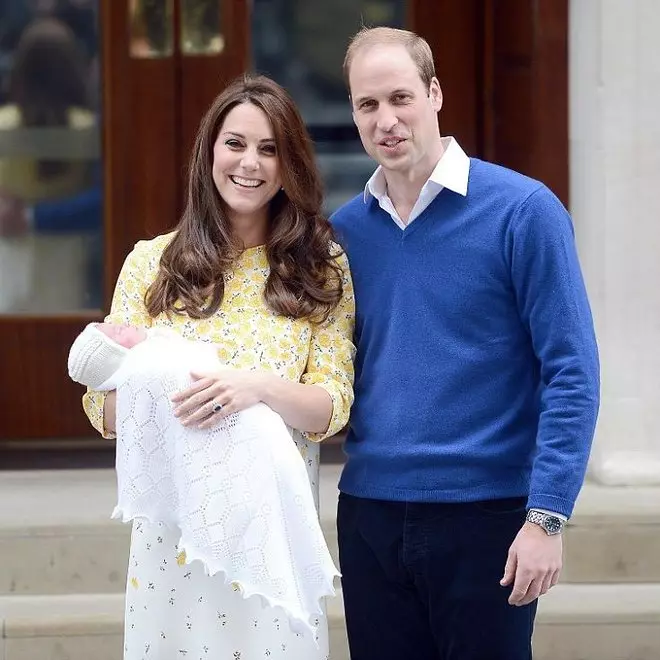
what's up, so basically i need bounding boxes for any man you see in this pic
[331,27,600,660]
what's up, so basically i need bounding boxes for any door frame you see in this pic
[0,0,568,441]
[412,0,569,205]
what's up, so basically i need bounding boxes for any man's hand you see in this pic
[0,193,29,238]
[500,521,562,606]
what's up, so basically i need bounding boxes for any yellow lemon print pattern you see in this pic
[82,232,355,444]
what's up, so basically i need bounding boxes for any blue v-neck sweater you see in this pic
[331,159,600,518]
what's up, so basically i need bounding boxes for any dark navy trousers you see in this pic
[337,493,537,660]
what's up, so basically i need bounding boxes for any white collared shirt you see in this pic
[363,136,470,229]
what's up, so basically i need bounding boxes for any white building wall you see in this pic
[570,0,660,484]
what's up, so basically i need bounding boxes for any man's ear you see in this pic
[349,94,357,125]
[350,101,359,126]
[429,77,443,113]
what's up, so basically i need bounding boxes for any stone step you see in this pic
[1,584,659,660]
[532,583,660,660]
[563,482,660,583]
[0,593,123,660]
[1,468,659,595]
[0,469,130,596]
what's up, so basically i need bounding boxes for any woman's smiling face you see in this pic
[212,101,282,241]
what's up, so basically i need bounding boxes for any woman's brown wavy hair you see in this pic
[145,74,344,323]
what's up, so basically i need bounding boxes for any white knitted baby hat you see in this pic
[68,323,130,389]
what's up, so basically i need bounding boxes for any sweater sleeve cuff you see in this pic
[527,493,575,519]
[82,389,116,439]
[529,507,568,522]
[300,379,347,442]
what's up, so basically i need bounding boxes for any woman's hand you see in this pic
[171,369,267,429]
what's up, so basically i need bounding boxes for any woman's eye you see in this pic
[261,144,277,155]
[225,139,242,149]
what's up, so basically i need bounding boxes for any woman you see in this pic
[82,74,355,659]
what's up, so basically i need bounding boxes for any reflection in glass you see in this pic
[252,0,406,214]
[180,0,224,55]
[129,0,173,58]
[0,1,103,314]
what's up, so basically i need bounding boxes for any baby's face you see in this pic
[96,323,147,348]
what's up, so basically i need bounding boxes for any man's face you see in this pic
[349,44,443,177]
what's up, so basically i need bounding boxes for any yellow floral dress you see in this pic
[82,233,355,660]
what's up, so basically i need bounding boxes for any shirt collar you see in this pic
[363,136,470,203]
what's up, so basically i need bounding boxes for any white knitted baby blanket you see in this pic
[110,336,339,639]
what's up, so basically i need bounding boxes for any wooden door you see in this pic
[0,0,247,441]
[0,0,567,442]
[413,0,568,205]
[481,0,569,206]
[411,0,484,156]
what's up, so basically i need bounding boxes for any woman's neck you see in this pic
[229,212,268,249]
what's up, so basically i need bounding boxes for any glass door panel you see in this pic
[0,0,103,315]
[0,0,181,440]
[251,0,407,214]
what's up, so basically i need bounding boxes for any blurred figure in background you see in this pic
[0,15,102,312]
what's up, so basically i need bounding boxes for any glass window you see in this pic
[251,0,406,214]
[0,0,103,314]
[128,0,173,58]
[179,0,224,56]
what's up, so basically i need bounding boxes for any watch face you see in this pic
[544,517,562,534]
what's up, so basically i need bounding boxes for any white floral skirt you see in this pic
[122,436,329,660]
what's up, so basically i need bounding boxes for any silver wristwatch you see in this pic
[525,510,564,535]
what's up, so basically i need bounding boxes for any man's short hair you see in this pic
[343,27,436,94]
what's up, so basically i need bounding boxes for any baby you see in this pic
[68,322,176,390]
[66,322,339,637]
